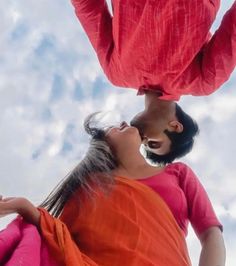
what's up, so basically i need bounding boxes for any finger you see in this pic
[0,202,16,216]
[1,197,16,202]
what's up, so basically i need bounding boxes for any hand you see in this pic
[0,195,26,218]
[0,195,40,226]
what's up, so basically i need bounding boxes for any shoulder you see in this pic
[166,162,198,181]
[166,161,191,173]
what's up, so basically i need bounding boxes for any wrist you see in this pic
[15,198,32,214]
[17,198,40,226]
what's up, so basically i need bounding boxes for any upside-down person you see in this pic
[70,0,236,163]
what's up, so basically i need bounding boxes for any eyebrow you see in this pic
[147,140,162,144]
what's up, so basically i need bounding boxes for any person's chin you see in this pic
[130,117,140,127]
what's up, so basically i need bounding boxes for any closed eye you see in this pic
[147,141,161,149]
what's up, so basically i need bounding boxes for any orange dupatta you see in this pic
[40,177,191,266]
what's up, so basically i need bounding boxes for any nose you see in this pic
[130,121,145,140]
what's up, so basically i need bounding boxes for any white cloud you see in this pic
[0,1,236,265]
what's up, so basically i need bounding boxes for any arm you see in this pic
[198,227,226,266]
[0,196,40,226]
[184,1,236,96]
[71,0,114,68]
[179,165,225,265]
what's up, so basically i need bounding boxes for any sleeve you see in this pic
[0,218,22,263]
[71,0,114,69]
[179,164,223,237]
[183,1,236,96]
[4,222,42,266]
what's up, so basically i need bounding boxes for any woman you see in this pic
[0,114,225,265]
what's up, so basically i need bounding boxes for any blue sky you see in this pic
[0,1,236,265]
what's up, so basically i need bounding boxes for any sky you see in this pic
[0,0,236,265]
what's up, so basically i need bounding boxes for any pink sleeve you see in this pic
[0,218,22,263]
[182,1,236,96]
[5,222,41,266]
[71,0,114,69]
[180,164,222,237]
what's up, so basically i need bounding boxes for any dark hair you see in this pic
[40,113,118,217]
[146,104,199,164]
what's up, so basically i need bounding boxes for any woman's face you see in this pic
[105,122,142,157]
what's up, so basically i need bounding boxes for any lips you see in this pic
[119,121,129,130]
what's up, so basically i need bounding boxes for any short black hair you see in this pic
[146,104,199,164]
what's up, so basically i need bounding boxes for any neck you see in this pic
[145,91,176,117]
[113,151,164,179]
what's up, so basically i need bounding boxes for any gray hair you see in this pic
[40,113,118,217]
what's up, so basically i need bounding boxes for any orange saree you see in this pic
[39,177,191,266]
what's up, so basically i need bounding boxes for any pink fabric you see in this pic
[0,218,22,264]
[0,217,57,266]
[71,0,236,101]
[138,162,222,236]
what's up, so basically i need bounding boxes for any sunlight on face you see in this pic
[105,122,142,153]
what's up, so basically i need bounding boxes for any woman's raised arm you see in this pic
[0,196,40,226]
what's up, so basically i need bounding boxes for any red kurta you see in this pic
[71,0,236,100]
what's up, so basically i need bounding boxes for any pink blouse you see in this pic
[138,162,222,236]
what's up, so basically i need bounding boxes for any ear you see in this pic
[168,120,183,133]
